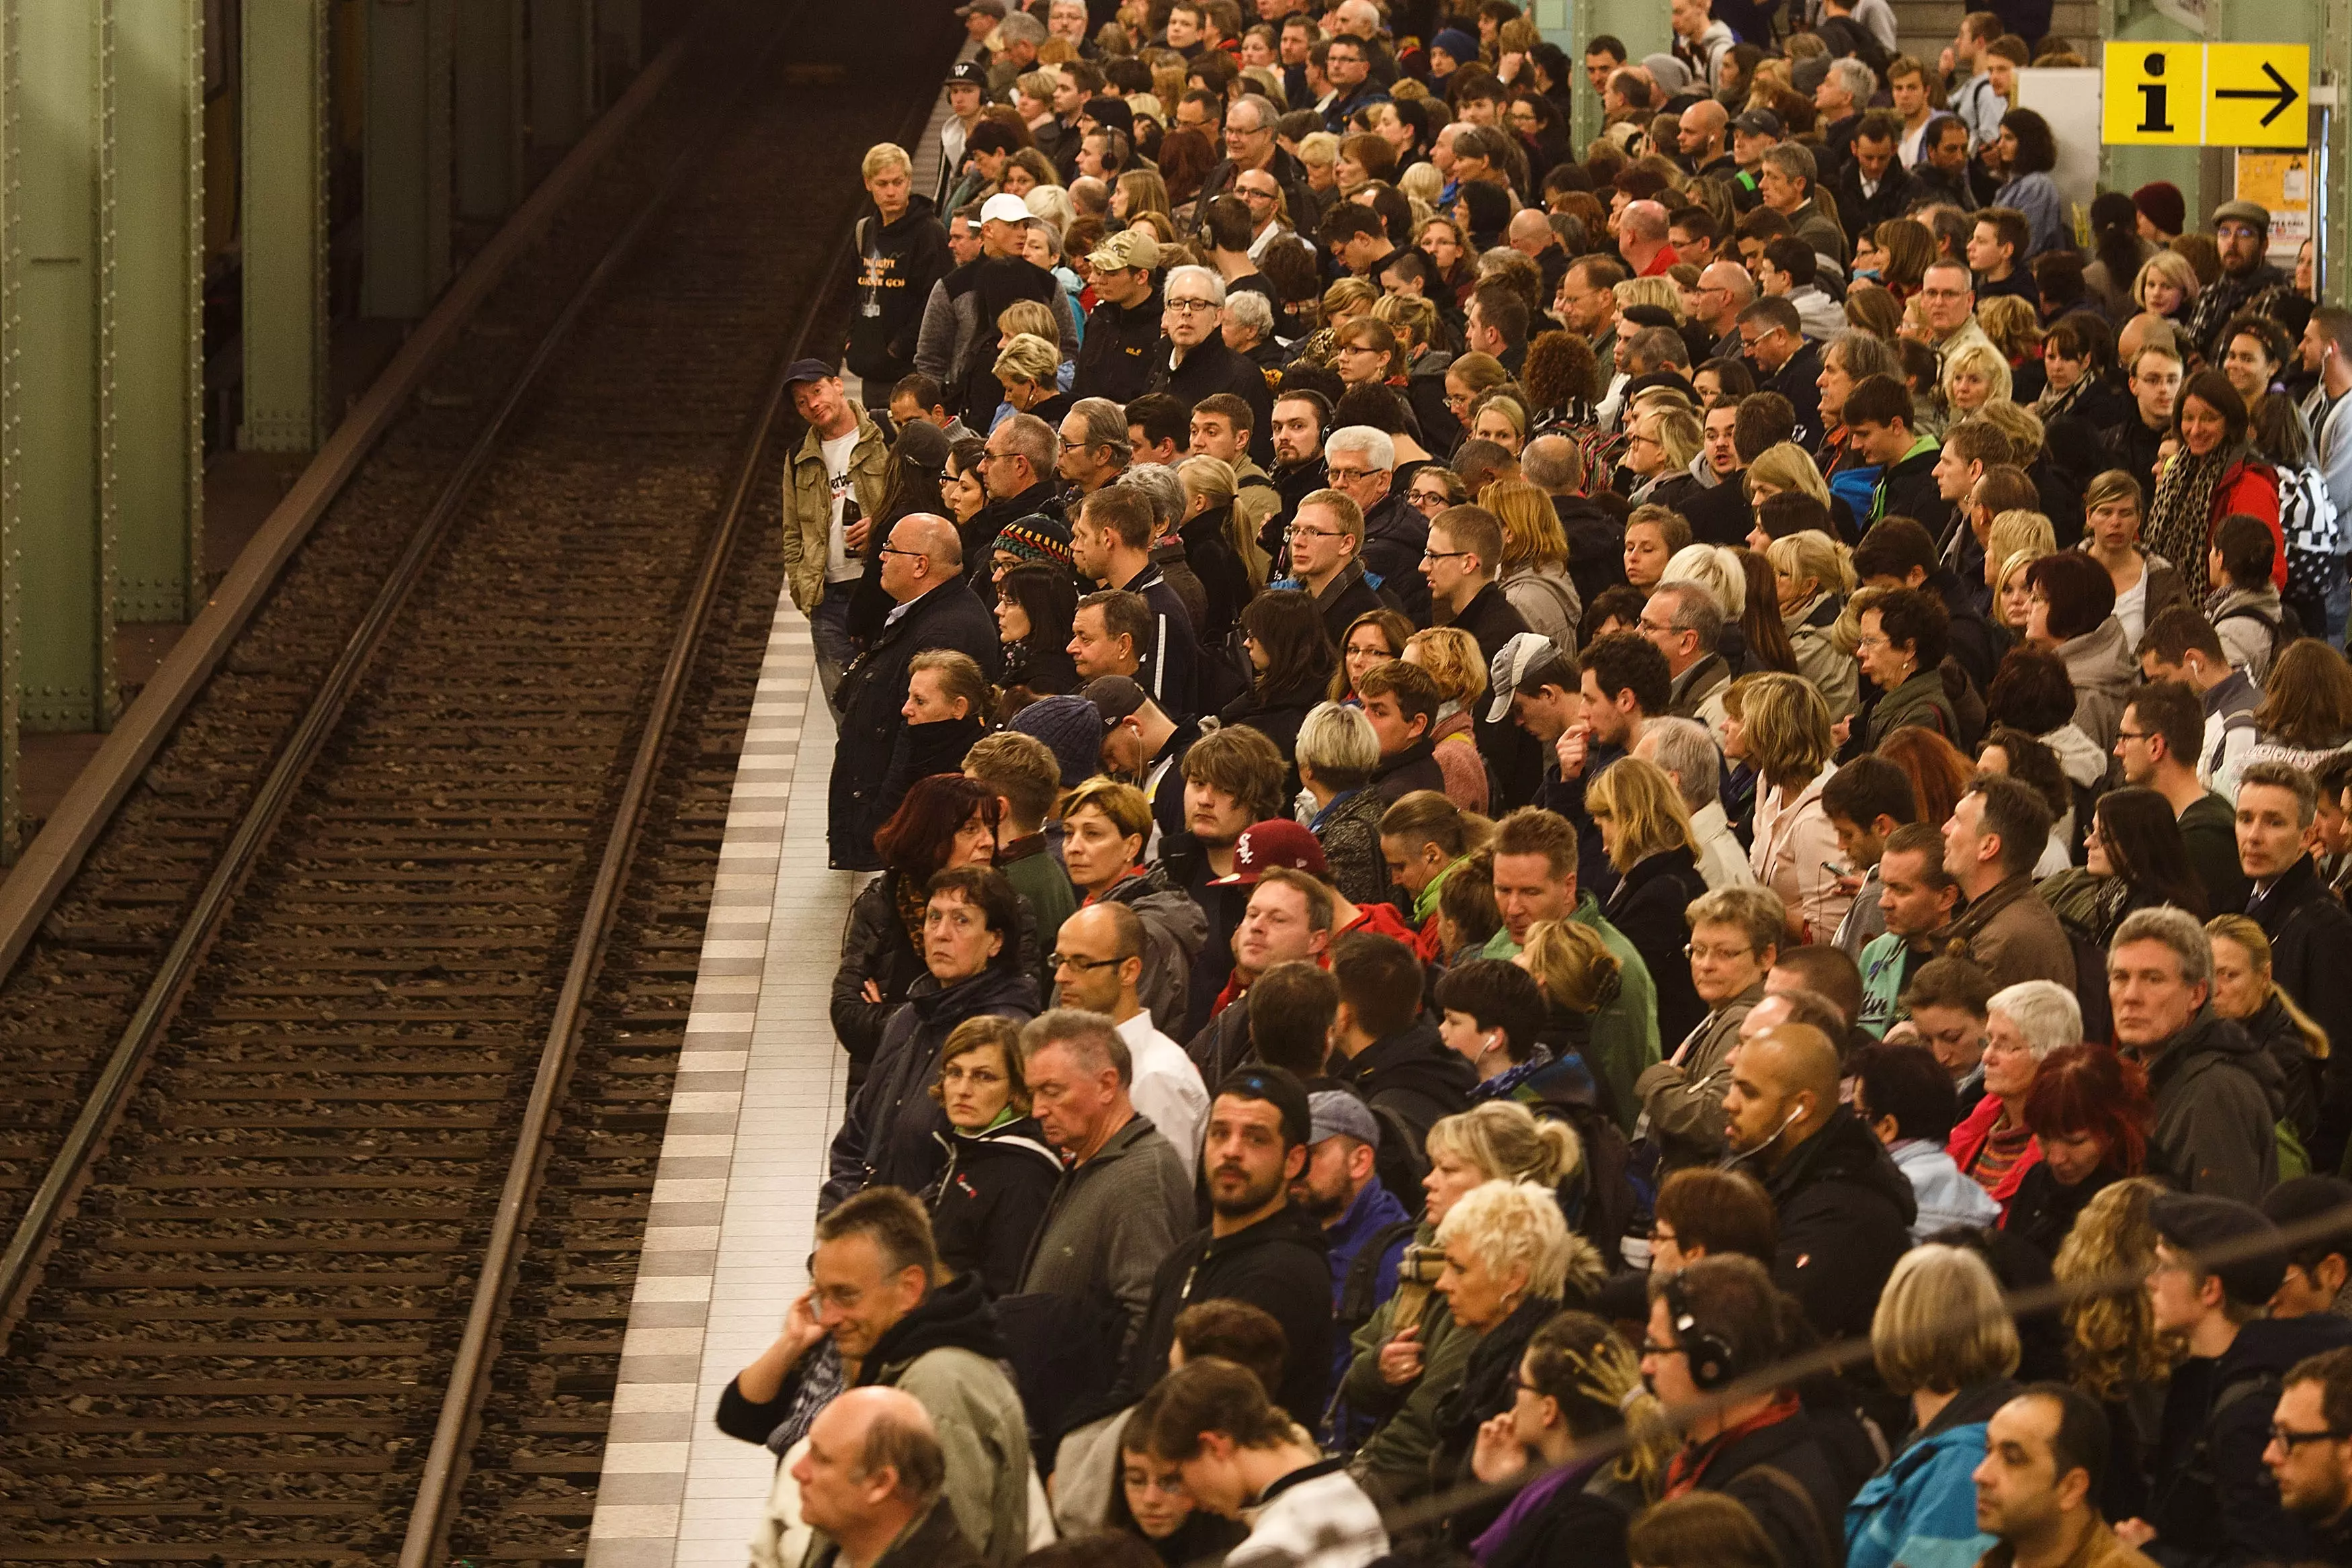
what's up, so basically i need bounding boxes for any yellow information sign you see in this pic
[2103,42,2205,145]
[2206,43,2310,148]
[2101,41,2308,146]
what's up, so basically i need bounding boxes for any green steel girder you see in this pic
[109,0,206,624]
[530,0,594,151]
[455,0,525,222]
[4,0,120,739]
[362,0,452,319]
[1529,0,1667,169]
[239,0,328,452]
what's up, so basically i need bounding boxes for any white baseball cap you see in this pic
[979,193,1034,227]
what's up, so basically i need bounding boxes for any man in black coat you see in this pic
[1327,932,1476,1146]
[1147,265,1275,465]
[828,515,1002,869]
[1423,502,1537,805]
[2240,765,2352,1172]
[1738,297,1825,449]
[1070,229,1165,405]
[1120,1066,1335,1426]
[1833,114,1917,247]
[1723,1020,1916,1344]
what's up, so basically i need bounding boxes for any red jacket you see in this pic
[2209,459,2286,589]
[1946,1093,2042,1218]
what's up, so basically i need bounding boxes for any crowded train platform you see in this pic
[605,4,2352,1567]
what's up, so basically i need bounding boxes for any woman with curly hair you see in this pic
[2052,1176,2177,1522]
[1403,626,1493,812]
[1520,330,1599,431]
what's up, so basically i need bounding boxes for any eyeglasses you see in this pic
[1423,547,1473,561]
[1325,466,1383,482]
[1407,490,1451,510]
[1636,1340,1685,1359]
[1051,951,1125,971]
[1165,298,1218,314]
[1288,523,1345,539]
[980,449,1017,464]
[2269,1424,2352,1451]
[2114,729,2151,744]
[878,543,927,560]
[1685,943,1758,962]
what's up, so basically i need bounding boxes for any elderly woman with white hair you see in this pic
[1845,1246,2023,1568]
[1946,978,2082,1217]
[1426,1180,1604,1503]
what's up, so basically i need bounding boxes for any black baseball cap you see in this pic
[783,359,837,387]
[2150,1191,2288,1308]
[1216,1064,1313,1149]
[1730,107,1784,139]
[948,60,989,88]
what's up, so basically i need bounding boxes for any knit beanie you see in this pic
[990,512,1073,570]
[2132,181,2185,238]
[1006,695,1103,791]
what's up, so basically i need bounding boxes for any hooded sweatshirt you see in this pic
[1737,1105,1919,1344]
[847,195,952,380]
[1123,1201,1336,1426]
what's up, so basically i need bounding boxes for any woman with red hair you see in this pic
[2005,1043,2154,1263]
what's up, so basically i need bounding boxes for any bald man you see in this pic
[792,1387,971,1568]
[1693,261,1757,358]
[1617,200,1677,278]
[828,511,1003,868]
[1722,1022,1917,1341]
[1679,99,1732,179]
[1507,208,1568,299]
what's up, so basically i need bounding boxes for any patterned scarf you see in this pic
[2144,441,2243,603]
[892,869,930,949]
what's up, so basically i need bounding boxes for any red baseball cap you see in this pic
[1210,820,1329,885]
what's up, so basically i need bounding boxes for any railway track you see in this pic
[0,4,950,1562]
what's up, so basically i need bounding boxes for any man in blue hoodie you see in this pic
[1294,1089,1411,1414]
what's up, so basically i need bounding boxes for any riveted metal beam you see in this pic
[362,0,452,319]
[455,0,524,222]
[5,0,118,740]
[108,0,206,624]
[1529,0,1667,172]
[240,0,329,452]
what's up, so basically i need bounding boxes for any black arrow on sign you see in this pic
[2215,60,2300,127]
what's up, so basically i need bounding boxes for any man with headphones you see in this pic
[1638,1254,1874,1568]
[1720,1020,1917,1345]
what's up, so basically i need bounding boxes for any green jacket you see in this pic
[883,1344,1037,1567]
[782,399,891,613]
[1867,666,1957,748]
[1340,1244,1470,1501]
[1485,894,1659,1133]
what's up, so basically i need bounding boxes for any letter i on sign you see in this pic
[2139,51,2172,133]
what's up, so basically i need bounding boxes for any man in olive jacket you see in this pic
[783,363,892,705]
[716,1189,1038,1567]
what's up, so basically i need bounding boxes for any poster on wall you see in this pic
[2236,151,2312,261]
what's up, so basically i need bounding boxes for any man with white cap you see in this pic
[914,191,1075,422]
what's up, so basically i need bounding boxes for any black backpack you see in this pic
[2214,600,2304,671]
[1370,1103,1433,1213]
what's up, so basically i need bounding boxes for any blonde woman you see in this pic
[1480,478,1581,650]
[992,333,1068,419]
[1175,454,1253,641]
[1846,1246,2025,1568]
[1585,756,1710,1045]
[1743,441,1832,509]
[1469,392,1530,455]
[1341,1102,1578,1496]
[1983,509,2055,595]
[1402,627,1491,812]
[1613,275,1684,321]
[1994,548,2039,634]
[2206,914,2330,1153]
[1740,672,1851,942]
[1765,531,1859,720]
[1658,542,1746,619]
[1941,340,2013,419]
[2130,249,2199,327]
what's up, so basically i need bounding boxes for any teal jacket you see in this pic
[1845,1381,2017,1568]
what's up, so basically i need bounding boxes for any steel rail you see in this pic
[0,3,785,1346]
[390,16,956,1565]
